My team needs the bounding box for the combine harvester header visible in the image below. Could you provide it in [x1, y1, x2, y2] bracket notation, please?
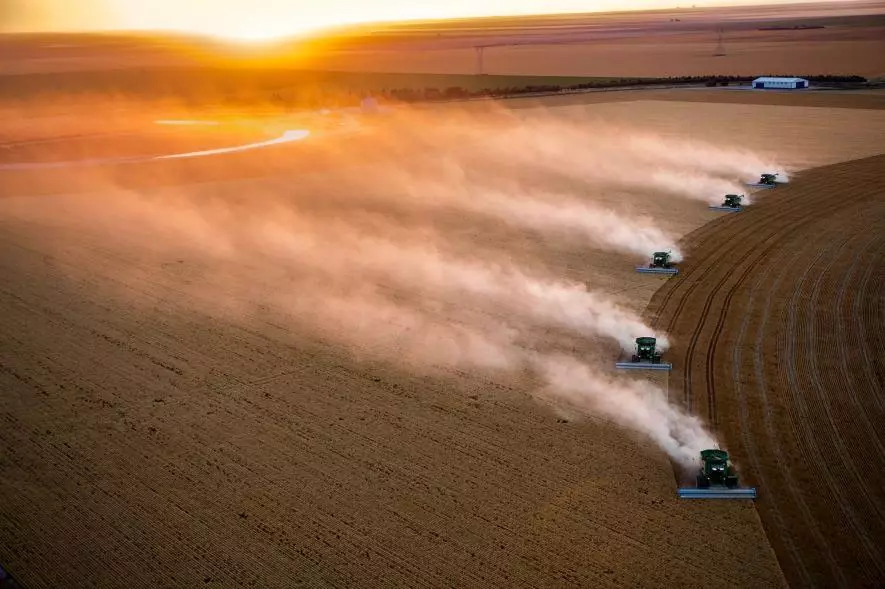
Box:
[746, 173, 779, 189]
[636, 251, 679, 275]
[678, 449, 757, 499]
[615, 337, 672, 371]
[709, 194, 744, 213]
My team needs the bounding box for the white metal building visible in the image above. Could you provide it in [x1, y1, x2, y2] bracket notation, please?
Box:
[752, 77, 809, 89]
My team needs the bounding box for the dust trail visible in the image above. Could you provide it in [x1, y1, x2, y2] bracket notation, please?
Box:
[626, 134, 791, 185]
[277, 284, 523, 372]
[3, 100, 735, 468]
[501, 127, 749, 203]
[426, 181, 685, 261]
[267, 281, 710, 466]
[448, 109, 785, 203]
[23, 188, 668, 353]
[255, 265, 710, 466]
[478, 191, 684, 261]
[256, 214, 671, 352]
[245, 141, 684, 261]
[535, 354, 716, 465]
[355, 158, 685, 261]
[17, 190, 701, 463]
[649, 169, 750, 204]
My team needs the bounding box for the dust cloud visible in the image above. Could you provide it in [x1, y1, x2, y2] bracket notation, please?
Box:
[0, 96, 783, 466]
[457, 110, 789, 204]
[372, 170, 686, 261]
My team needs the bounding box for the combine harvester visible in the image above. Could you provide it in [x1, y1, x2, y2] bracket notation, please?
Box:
[709, 194, 744, 213]
[678, 449, 757, 499]
[636, 251, 678, 275]
[615, 337, 672, 371]
[746, 173, 779, 189]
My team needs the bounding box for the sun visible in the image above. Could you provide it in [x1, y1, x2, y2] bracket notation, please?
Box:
[216, 26, 291, 42]
[202, 20, 324, 43]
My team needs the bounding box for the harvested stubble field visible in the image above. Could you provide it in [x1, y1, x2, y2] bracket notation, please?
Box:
[0, 84, 884, 589]
[647, 153, 885, 587]
[2, 2, 884, 78]
[270, 2, 885, 78]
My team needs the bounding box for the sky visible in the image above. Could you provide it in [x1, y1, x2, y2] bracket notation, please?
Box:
[0, 0, 849, 38]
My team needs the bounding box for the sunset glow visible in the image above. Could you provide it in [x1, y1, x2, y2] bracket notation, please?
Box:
[1, 0, 825, 37]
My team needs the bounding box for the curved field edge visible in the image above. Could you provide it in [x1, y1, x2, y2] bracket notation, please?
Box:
[645, 154, 885, 588]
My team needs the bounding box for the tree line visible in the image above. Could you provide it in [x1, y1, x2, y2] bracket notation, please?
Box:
[380, 74, 869, 102]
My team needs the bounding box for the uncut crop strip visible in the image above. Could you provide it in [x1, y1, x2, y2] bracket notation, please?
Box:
[645, 155, 885, 587]
[649, 164, 882, 423]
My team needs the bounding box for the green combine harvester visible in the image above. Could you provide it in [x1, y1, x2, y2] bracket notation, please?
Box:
[709, 194, 744, 212]
[678, 449, 757, 499]
[746, 173, 778, 189]
[615, 336, 672, 371]
[635, 251, 679, 275]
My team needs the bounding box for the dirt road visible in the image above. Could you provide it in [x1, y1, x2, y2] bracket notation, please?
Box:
[647, 154, 885, 587]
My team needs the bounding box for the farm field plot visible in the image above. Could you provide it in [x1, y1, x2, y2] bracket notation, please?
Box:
[4, 94, 885, 198]
[500, 87, 885, 112]
[1, 87, 884, 588]
[0, 187, 781, 587]
[313, 28, 885, 78]
[275, 3, 885, 78]
[647, 154, 885, 587]
[0, 94, 802, 588]
[3, 2, 883, 77]
[505, 99, 885, 169]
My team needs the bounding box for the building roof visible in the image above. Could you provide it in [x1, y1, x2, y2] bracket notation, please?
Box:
[753, 77, 808, 83]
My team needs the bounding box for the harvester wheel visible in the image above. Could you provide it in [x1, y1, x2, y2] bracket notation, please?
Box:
[631, 355, 639, 363]
[696, 474, 710, 489]
[726, 476, 739, 489]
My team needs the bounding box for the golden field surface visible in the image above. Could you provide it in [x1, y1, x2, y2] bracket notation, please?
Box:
[306, 1, 885, 78]
[2, 2, 885, 585]
[0, 1, 883, 78]
[648, 153, 885, 587]
[1, 78, 885, 588]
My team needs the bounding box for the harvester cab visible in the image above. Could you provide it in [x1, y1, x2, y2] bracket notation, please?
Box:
[636, 251, 679, 275]
[678, 449, 757, 499]
[724, 194, 742, 207]
[709, 194, 744, 212]
[615, 336, 672, 371]
[747, 172, 779, 189]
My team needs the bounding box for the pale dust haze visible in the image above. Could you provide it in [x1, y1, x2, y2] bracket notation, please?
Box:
[2, 99, 788, 467]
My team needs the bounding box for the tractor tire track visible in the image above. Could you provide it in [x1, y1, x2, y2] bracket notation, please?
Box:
[849, 239, 885, 413]
[748, 242, 845, 586]
[657, 180, 860, 420]
[806, 235, 885, 524]
[833, 237, 885, 450]
[780, 237, 884, 579]
[730, 251, 817, 587]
